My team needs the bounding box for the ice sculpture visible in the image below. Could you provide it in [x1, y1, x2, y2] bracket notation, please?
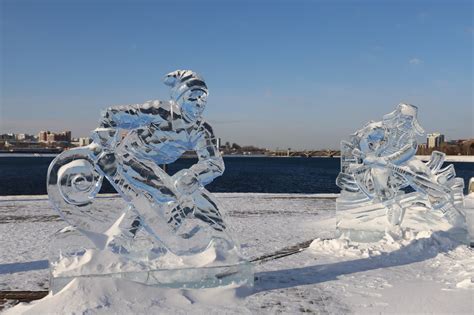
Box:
[336, 103, 466, 242]
[47, 70, 252, 292]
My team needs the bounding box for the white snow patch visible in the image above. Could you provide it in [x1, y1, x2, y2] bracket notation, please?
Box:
[3, 277, 251, 315]
[308, 228, 459, 258]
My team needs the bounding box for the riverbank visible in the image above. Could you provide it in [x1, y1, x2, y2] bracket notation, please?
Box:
[2, 153, 474, 162]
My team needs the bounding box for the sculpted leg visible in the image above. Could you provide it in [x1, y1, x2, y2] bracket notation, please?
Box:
[192, 189, 226, 232]
[98, 151, 187, 249]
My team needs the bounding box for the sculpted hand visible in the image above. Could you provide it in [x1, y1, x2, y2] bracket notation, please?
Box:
[171, 169, 200, 195]
[89, 128, 119, 175]
[91, 128, 119, 151]
[363, 155, 388, 168]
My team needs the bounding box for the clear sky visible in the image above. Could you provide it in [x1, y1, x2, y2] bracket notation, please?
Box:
[1, 0, 472, 149]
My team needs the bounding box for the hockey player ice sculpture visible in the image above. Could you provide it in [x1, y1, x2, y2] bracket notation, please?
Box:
[336, 103, 466, 242]
[47, 70, 252, 292]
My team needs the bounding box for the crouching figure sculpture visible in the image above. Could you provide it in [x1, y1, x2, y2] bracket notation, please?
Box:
[47, 70, 252, 292]
[336, 103, 466, 242]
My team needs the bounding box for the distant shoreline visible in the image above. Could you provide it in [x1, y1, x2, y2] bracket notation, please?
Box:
[0, 153, 473, 162]
[415, 155, 474, 163]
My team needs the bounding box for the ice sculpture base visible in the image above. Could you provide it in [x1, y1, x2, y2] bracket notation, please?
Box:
[50, 261, 254, 294]
[49, 227, 253, 294]
[336, 191, 393, 242]
[336, 228, 387, 243]
[337, 191, 470, 243]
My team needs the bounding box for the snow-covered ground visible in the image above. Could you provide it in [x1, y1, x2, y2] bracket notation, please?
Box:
[1, 193, 473, 314]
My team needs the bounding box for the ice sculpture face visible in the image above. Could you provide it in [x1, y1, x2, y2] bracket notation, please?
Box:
[47, 70, 252, 291]
[166, 70, 208, 123]
[336, 103, 465, 242]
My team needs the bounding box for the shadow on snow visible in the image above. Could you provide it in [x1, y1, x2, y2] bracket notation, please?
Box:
[0, 260, 49, 275]
[253, 229, 465, 294]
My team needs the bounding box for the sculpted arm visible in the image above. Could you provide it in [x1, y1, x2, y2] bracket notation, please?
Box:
[91, 100, 168, 152]
[170, 122, 224, 196]
[384, 139, 418, 165]
[354, 123, 417, 167]
[190, 123, 225, 186]
[99, 100, 167, 129]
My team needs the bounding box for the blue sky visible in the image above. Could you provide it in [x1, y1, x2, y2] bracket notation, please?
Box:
[1, 0, 472, 149]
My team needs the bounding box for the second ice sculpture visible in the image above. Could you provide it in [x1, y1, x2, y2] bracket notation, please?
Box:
[47, 70, 252, 292]
[336, 103, 466, 242]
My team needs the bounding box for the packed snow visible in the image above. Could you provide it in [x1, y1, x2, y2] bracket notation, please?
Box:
[1, 193, 473, 314]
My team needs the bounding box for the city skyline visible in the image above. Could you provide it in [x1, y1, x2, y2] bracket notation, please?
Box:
[1, 0, 473, 150]
[1, 128, 470, 152]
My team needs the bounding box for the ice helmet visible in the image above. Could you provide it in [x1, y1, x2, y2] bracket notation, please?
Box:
[383, 103, 424, 135]
[163, 70, 208, 102]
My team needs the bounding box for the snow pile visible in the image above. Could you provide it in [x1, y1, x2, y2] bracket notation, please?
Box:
[309, 228, 459, 258]
[309, 228, 474, 291]
[3, 277, 252, 315]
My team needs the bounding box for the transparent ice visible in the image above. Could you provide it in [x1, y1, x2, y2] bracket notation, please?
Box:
[336, 103, 466, 242]
[47, 70, 252, 292]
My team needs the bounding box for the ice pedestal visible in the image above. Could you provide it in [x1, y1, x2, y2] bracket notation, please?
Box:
[49, 227, 253, 294]
[336, 191, 418, 242]
[337, 191, 470, 243]
[51, 262, 253, 294]
[336, 191, 390, 242]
